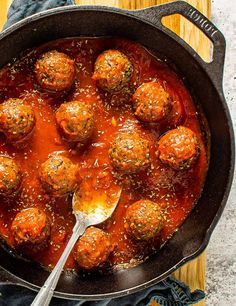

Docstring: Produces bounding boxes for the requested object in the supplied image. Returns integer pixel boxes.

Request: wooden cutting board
[0,1,210,305]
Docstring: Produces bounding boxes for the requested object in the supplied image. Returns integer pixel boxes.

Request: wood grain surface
[0,1,210,305]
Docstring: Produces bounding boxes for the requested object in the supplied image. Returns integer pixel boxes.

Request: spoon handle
[31,217,87,306]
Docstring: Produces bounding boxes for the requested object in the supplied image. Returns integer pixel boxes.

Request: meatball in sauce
[0,98,35,143]
[39,155,80,197]
[157,126,199,170]
[92,49,133,92]
[132,82,172,123]
[0,156,21,196]
[109,131,150,174]
[35,50,75,92]
[74,227,114,270]
[124,200,164,241]
[56,100,94,143]
[11,208,50,247]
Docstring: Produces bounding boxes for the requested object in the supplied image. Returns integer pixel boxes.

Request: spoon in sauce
[31,178,122,306]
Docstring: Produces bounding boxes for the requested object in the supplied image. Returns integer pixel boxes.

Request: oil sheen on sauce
[0,38,209,272]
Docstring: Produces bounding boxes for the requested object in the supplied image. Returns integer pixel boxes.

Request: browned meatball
[132,82,171,122]
[0,156,21,196]
[124,200,164,240]
[56,101,94,143]
[0,98,35,142]
[35,50,76,92]
[11,208,50,246]
[74,227,114,270]
[92,49,133,92]
[39,155,80,197]
[109,131,150,174]
[157,126,199,170]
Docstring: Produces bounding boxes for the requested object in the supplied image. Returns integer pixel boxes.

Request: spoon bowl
[73,177,122,225]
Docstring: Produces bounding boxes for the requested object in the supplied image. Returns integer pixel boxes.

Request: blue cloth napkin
[0,276,205,306]
[0,1,206,305]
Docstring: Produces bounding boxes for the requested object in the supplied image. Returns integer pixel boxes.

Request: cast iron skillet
[0,0,234,300]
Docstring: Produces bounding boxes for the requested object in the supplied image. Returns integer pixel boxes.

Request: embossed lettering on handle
[187,8,218,38]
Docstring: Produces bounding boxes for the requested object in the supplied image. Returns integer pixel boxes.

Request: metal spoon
[31,179,122,306]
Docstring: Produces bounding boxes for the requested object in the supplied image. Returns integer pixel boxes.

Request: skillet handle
[130,0,226,90]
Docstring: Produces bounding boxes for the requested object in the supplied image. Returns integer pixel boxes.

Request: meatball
[132,82,171,122]
[35,50,76,92]
[0,98,35,142]
[109,131,150,174]
[11,208,50,246]
[124,200,164,240]
[92,49,133,92]
[39,155,80,197]
[157,126,199,170]
[0,156,21,196]
[74,227,114,270]
[56,101,94,143]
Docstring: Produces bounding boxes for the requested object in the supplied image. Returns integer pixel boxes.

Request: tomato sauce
[0,38,209,272]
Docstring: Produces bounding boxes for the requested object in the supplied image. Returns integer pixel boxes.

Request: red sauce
[0,38,209,272]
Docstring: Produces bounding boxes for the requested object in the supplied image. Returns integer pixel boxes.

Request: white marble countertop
[206,0,236,305]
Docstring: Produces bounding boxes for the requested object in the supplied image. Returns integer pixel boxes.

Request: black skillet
[0,0,234,300]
